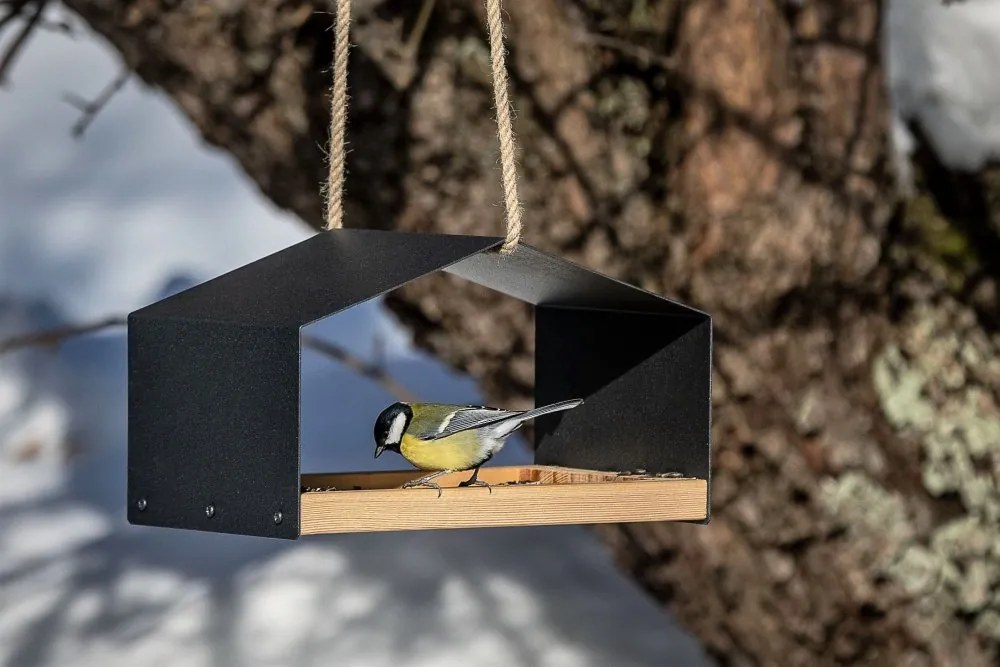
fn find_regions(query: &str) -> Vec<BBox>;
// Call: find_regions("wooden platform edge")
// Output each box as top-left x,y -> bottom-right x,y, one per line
299,466 -> 707,534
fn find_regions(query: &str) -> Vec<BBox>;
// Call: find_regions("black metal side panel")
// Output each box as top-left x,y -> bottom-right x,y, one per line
128,314 -> 300,539
533,305 -> 712,508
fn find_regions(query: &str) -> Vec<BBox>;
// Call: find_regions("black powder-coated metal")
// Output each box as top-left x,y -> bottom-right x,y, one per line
534,306 -> 713,521
128,229 -> 712,538
128,320 -> 300,538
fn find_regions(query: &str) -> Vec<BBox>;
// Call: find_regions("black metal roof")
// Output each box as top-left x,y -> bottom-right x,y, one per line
132,229 -> 699,327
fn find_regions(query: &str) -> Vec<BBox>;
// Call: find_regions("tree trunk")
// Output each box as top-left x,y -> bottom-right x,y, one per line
59,0 -> 1000,664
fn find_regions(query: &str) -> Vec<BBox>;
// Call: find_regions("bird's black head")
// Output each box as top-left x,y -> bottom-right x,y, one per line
374,402 -> 412,458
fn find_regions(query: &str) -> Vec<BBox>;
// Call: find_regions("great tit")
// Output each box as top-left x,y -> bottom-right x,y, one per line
374,399 -> 584,491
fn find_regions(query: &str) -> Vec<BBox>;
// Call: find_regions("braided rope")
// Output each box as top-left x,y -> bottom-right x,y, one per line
324,0 -> 352,230
485,0 -> 522,253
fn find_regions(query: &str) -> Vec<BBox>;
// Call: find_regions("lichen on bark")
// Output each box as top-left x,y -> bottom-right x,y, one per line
864,300 -> 1000,647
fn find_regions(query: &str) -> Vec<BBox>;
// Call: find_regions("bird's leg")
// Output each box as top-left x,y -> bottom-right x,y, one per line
459,466 -> 482,486
458,466 -> 492,494
401,470 -> 449,498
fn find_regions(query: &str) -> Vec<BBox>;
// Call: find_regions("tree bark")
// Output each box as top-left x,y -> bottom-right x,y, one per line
58,0 -> 1000,664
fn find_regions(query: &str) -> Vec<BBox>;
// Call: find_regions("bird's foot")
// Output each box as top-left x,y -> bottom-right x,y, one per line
401,479 -> 443,498
457,467 -> 491,493
458,479 -> 492,494
401,474 -> 445,498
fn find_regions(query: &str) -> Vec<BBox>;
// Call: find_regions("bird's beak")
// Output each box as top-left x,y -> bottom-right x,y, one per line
374,444 -> 385,459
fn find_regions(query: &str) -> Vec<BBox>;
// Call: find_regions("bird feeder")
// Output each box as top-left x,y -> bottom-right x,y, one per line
128,229 -> 712,538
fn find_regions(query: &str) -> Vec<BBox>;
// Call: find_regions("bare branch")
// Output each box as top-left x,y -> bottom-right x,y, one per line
0,1 -> 32,35
574,30 -> 676,72
0,0 -> 47,87
302,335 -> 419,403
402,0 -> 435,58
1,2 -> 71,39
0,316 -> 125,355
62,66 -> 129,138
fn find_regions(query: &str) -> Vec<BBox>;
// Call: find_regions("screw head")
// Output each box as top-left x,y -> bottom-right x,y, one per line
273,511 -> 283,525
136,498 -> 147,512
205,504 -> 216,519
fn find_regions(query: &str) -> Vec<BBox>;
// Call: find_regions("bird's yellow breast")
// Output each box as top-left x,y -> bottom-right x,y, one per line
400,431 -> 484,471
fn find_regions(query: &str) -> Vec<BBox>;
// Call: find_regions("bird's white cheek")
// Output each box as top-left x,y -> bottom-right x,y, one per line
387,413 -> 407,444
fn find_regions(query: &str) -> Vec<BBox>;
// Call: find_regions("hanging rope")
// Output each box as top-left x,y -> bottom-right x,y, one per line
484,0 -> 522,254
324,0 -> 523,252
324,0 -> 352,230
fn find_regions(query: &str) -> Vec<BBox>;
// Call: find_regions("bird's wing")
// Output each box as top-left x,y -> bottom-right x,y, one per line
418,405 -> 522,441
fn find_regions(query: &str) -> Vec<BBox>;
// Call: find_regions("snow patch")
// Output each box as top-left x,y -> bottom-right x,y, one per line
887,0 -> 1000,172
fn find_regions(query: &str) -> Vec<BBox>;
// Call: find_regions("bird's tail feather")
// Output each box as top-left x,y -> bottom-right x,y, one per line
518,398 -> 584,422
493,399 -> 583,437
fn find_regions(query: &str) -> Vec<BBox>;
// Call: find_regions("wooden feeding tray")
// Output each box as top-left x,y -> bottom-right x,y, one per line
300,466 -> 708,534
127,230 -> 712,538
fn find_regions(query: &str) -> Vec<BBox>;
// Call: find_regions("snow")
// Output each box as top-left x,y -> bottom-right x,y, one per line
887,0 -> 1000,174
0,14 -> 708,667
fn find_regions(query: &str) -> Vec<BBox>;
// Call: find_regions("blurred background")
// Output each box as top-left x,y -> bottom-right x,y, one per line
0,3 -> 710,666
2,1 -> 999,666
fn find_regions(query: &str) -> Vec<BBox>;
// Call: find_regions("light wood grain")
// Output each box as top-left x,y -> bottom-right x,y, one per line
299,465 -> 707,534
301,465 -> 688,490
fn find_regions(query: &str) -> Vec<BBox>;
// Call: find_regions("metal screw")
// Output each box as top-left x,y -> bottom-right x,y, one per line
205,504 -> 216,519
273,511 -> 283,525
136,498 -> 147,512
